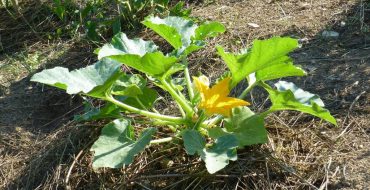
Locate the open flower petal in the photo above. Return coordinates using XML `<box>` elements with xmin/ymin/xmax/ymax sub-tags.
<box><xmin>193</xmin><ymin>76</ymin><xmax>250</xmax><ymax>117</ymax></box>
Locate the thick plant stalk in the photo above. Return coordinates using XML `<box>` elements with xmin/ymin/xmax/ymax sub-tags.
<box><xmin>106</xmin><ymin>94</ymin><xmax>186</xmax><ymax>124</ymax></box>
<box><xmin>183</xmin><ymin>59</ymin><xmax>194</xmax><ymax>100</ymax></box>
<box><xmin>160</xmin><ymin>78</ymin><xmax>194</xmax><ymax>118</ymax></box>
<box><xmin>238</xmin><ymin>82</ymin><xmax>258</xmax><ymax>99</ymax></box>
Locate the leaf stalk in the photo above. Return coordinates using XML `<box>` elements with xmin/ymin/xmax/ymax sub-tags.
<box><xmin>183</xmin><ymin>59</ymin><xmax>194</xmax><ymax>100</ymax></box>
<box><xmin>106</xmin><ymin>94</ymin><xmax>185</xmax><ymax>124</ymax></box>
<box><xmin>159</xmin><ymin>77</ymin><xmax>194</xmax><ymax>118</ymax></box>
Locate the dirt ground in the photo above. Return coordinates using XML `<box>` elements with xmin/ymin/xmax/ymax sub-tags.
<box><xmin>0</xmin><ymin>0</ymin><xmax>369</xmax><ymax>189</ymax></box>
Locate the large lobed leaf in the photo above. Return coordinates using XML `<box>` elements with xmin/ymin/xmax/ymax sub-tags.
<box><xmin>217</xmin><ymin>37</ymin><xmax>301</xmax><ymax>87</ymax></box>
<box><xmin>31</xmin><ymin>59</ymin><xmax>122</xmax><ymax>98</ymax></box>
<box><xmin>98</xmin><ymin>33</ymin><xmax>158</xmax><ymax>59</ymax></box>
<box><xmin>193</xmin><ymin>22</ymin><xmax>226</xmax><ymax>41</ymax></box>
<box><xmin>142</xmin><ymin>16</ymin><xmax>198</xmax><ymax>49</ymax></box>
<box><xmin>209</xmin><ymin>107</ymin><xmax>268</xmax><ymax>147</ymax></box>
<box><xmin>264</xmin><ymin>81</ymin><xmax>337</xmax><ymax>125</ymax></box>
<box><xmin>252</xmin><ymin>61</ymin><xmax>306</xmax><ymax>85</ymax></box>
<box><xmin>143</xmin><ymin>16</ymin><xmax>225</xmax><ymax>56</ymax></box>
<box><xmin>98</xmin><ymin>32</ymin><xmax>178</xmax><ymax>76</ymax></box>
<box><xmin>225</xmin><ymin>107</ymin><xmax>268</xmax><ymax>146</ymax></box>
<box><xmin>91</xmin><ymin>119</ymin><xmax>157</xmax><ymax>169</ymax></box>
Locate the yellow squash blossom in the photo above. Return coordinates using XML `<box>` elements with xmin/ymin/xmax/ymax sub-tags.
<box><xmin>193</xmin><ymin>76</ymin><xmax>250</xmax><ymax>117</ymax></box>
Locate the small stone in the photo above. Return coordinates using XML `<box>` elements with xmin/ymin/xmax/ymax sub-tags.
<box><xmin>322</xmin><ymin>30</ymin><xmax>339</xmax><ymax>38</ymax></box>
<box><xmin>299</xmin><ymin>37</ymin><xmax>309</xmax><ymax>43</ymax></box>
<box><xmin>340</xmin><ymin>21</ymin><xmax>346</xmax><ymax>27</ymax></box>
<box><xmin>247</xmin><ymin>23</ymin><xmax>260</xmax><ymax>28</ymax></box>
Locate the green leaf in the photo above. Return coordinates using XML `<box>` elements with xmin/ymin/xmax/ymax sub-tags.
<box><xmin>142</xmin><ymin>16</ymin><xmax>197</xmax><ymax>49</ymax></box>
<box><xmin>182</xmin><ymin>130</ymin><xmax>238</xmax><ymax>174</ymax></box>
<box><xmin>252</xmin><ymin>61</ymin><xmax>306</xmax><ymax>84</ymax></box>
<box><xmin>107</xmin><ymin>53</ymin><xmax>178</xmax><ymax>76</ymax></box>
<box><xmin>162</xmin><ymin>63</ymin><xmax>185</xmax><ymax>79</ymax></box>
<box><xmin>193</xmin><ymin>22</ymin><xmax>226</xmax><ymax>41</ymax></box>
<box><xmin>182</xmin><ymin>44</ymin><xmax>204</xmax><ymax>56</ymax></box>
<box><xmin>200</xmin><ymin>135</ymin><xmax>238</xmax><ymax>174</ymax></box>
<box><xmin>265</xmin><ymin>81</ymin><xmax>337</xmax><ymax>125</ymax></box>
<box><xmin>98</xmin><ymin>32</ymin><xmax>178</xmax><ymax>76</ymax></box>
<box><xmin>225</xmin><ymin>106</ymin><xmax>255</xmax><ymax>131</ymax></box>
<box><xmin>207</xmin><ymin>127</ymin><xmax>229</xmax><ymax>139</ymax></box>
<box><xmin>91</xmin><ymin>119</ymin><xmax>156</xmax><ymax>169</ymax></box>
<box><xmin>112</xmin><ymin>74</ymin><xmax>147</xmax><ymax>97</ymax></box>
<box><xmin>225</xmin><ymin>107</ymin><xmax>268</xmax><ymax>146</ymax></box>
<box><xmin>232</xmin><ymin>115</ymin><xmax>267</xmax><ymax>146</ymax></box>
<box><xmin>31</xmin><ymin>59</ymin><xmax>122</xmax><ymax>98</ymax></box>
<box><xmin>169</xmin><ymin>1</ymin><xmax>191</xmax><ymax>17</ymax></box>
<box><xmin>98</xmin><ymin>32</ymin><xmax>158</xmax><ymax>59</ymax></box>
<box><xmin>74</xmin><ymin>102</ymin><xmax>122</xmax><ymax>122</ymax></box>
<box><xmin>143</xmin><ymin>17</ymin><xmax>225</xmax><ymax>57</ymax></box>
<box><xmin>208</xmin><ymin>107</ymin><xmax>268</xmax><ymax>147</ymax></box>
<box><xmin>118</xmin><ymin>87</ymin><xmax>158</xmax><ymax>110</ymax></box>
<box><xmin>217</xmin><ymin>37</ymin><xmax>299</xmax><ymax>87</ymax></box>
<box><xmin>182</xmin><ymin>129</ymin><xmax>206</xmax><ymax>155</ymax></box>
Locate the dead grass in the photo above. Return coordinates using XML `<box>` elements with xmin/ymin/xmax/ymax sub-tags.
<box><xmin>1</xmin><ymin>0</ymin><xmax>369</xmax><ymax>189</ymax></box>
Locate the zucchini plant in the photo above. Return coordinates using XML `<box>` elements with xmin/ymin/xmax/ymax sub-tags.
<box><xmin>32</xmin><ymin>15</ymin><xmax>336</xmax><ymax>173</ymax></box>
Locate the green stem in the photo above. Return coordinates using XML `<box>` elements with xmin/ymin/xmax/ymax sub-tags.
<box><xmin>134</xmin><ymin>97</ymin><xmax>160</xmax><ymax>114</ymax></box>
<box><xmin>203</xmin><ymin>115</ymin><xmax>223</xmax><ymax>127</ymax></box>
<box><xmin>183</xmin><ymin>61</ymin><xmax>194</xmax><ymax>100</ymax></box>
<box><xmin>176</xmin><ymin>102</ymin><xmax>186</xmax><ymax>117</ymax></box>
<box><xmin>260</xmin><ymin>109</ymin><xmax>274</xmax><ymax>118</ymax></box>
<box><xmin>150</xmin><ymin>130</ymin><xmax>184</xmax><ymax>144</ymax></box>
<box><xmin>193</xmin><ymin>110</ymin><xmax>206</xmax><ymax>130</ymax></box>
<box><xmin>135</xmin><ymin>97</ymin><xmax>148</xmax><ymax>111</ymax></box>
<box><xmin>259</xmin><ymin>81</ymin><xmax>274</xmax><ymax>90</ymax></box>
<box><xmin>169</xmin><ymin>81</ymin><xmax>186</xmax><ymax>117</ymax></box>
<box><xmin>170</xmin><ymin>80</ymin><xmax>188</xmax><ymax>103</ymax></box>
<box><xmin>160</xmin><ymin>78</ymin><xmax>194</xmax><ymax>118</ymax></box>
<box><xmin>134</xmin><ymin>119</ymin><xmax>179</xmax><ymax>127</ymax></box>
<box><xmin>106</xmin><ymin>94</ymin><xmax>185</xmax><ymax>124</ymax></box>
<box><xmin>238</xmin><ymin>82</ymin><xmax>258</xmax><ymax>99</ymax></box>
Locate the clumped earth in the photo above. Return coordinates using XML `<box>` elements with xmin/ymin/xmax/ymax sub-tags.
<box><xmin>1</xmin><ymin>0</ymin><xmax>369</xmax><ymax>189</ymax></box>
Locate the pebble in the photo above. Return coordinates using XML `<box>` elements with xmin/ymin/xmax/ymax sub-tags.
<box><xmin>322</xmin><ymin>30</ymin><xmax>339</xmax><ymax>38</ymax></box>
<box><xmin>247</xmin><ymin>23</ymin><xmax>260</xmax><ymax>28</ymax></box>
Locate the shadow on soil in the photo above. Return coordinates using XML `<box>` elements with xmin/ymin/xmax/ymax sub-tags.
<box><xmin>0</xmin><ymin>1</ymin><xmax>369</xmax><ymax>189</ymax></box>
<box><xmin>0</xmin><ymin>3</ymin><xmax>96</xmax><ymax>189</ymax></box>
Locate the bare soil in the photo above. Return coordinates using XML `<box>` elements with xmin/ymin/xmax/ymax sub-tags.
<box><xmin>1</xmin><ymin>0</ymin><xmax>369</xmax><ymax>189</ymax></box>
